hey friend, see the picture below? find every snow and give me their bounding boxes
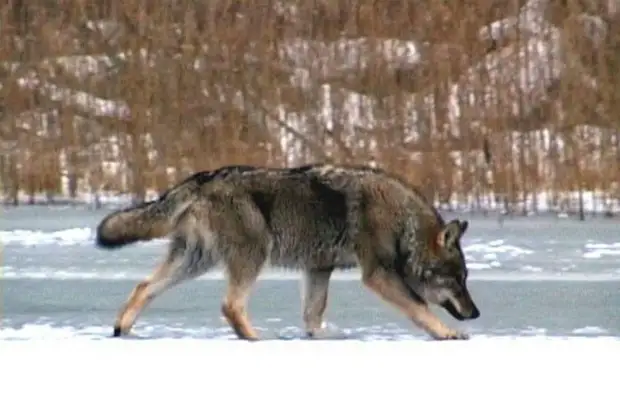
[0,227,93,246]
[582,242,620,259]
[0,337,616,398]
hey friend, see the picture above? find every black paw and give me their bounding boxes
[112,326,122,337]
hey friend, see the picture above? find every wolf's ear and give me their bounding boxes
[459,220,469,235]
[437,219,464,249]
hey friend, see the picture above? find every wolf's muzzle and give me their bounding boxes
[442,295,480,321]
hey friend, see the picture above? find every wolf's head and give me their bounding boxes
[408,219,480,321]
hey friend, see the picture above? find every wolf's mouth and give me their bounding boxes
[441,299,466,321]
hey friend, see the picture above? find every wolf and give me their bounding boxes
[96,163,480,341]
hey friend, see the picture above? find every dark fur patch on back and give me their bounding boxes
[308,176,348,245]
[248,191,275,227]
[285,164,323,175]
[308,177,346,221]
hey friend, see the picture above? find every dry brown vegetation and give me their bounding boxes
[1,0,619,217]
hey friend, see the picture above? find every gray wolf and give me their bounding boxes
[96,163,480,341]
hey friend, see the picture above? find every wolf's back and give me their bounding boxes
[95,165,258,249]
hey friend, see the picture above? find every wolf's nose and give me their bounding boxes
[470,306,480,319]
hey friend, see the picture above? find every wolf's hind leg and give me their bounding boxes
[301,267,334,338]
[112,235,212,337]
[221,250,268,341]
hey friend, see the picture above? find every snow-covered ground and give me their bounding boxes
[0,337,616,398]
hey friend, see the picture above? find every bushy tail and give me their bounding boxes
[95,165,261,249]
[95,200,171,249]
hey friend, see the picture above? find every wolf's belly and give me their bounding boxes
[267,236,357,269]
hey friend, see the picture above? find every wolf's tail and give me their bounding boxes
[96,165,260,249]
[95,199,173,249]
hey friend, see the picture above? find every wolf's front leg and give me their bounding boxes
[362,267,469,340]
[301,267,334,338]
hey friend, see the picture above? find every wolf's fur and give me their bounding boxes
[97,163,480,341]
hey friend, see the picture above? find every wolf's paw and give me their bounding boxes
[305,327,325,339]
[112,324,133,338]
[434,329,469,341]
[305,320,329,339]
[112,325,125,337]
